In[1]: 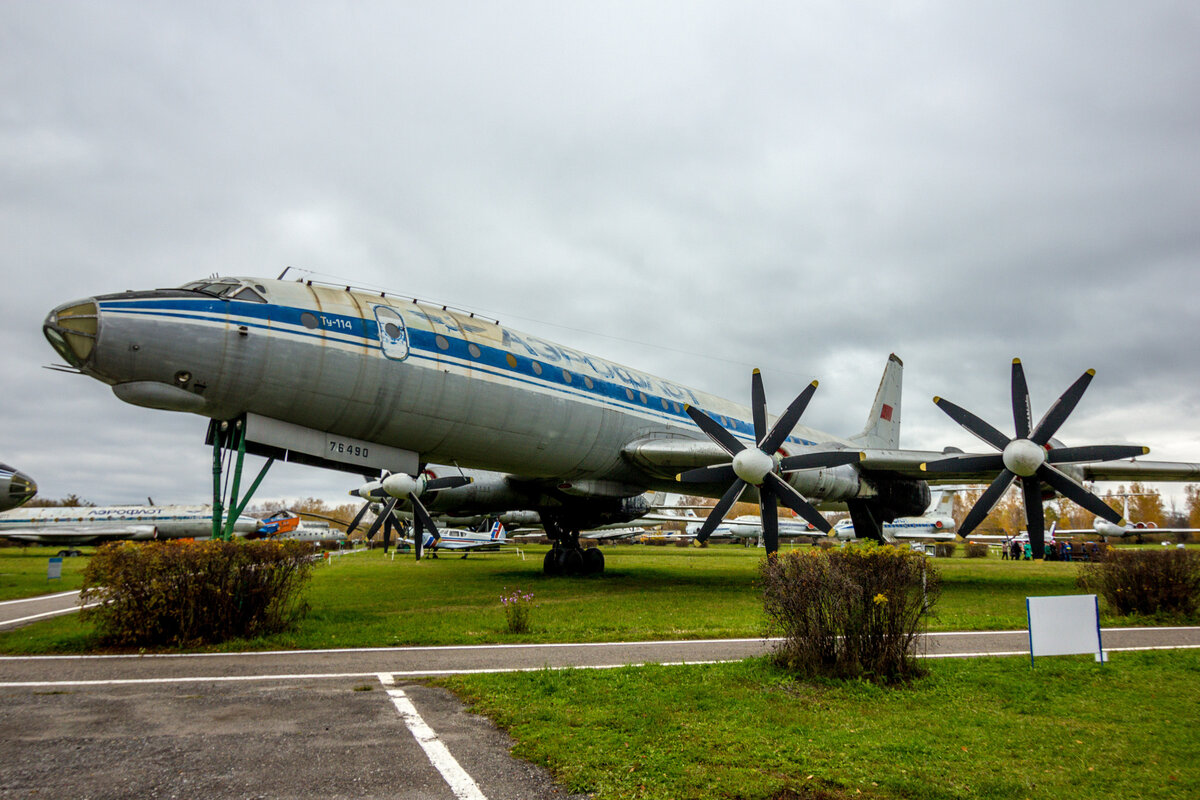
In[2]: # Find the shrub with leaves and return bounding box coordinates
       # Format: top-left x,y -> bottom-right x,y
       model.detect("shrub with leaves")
501,587 -> 535,633
964,542 -> 990,558
1076,547 -> 1200,618
81,539 -> 314,647
760,545 -> 940,683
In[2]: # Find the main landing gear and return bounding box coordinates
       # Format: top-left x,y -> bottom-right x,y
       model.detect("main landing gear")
541,518 -> 604,576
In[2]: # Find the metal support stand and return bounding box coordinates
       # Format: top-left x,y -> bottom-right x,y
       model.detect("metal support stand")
209,417 -> 275,541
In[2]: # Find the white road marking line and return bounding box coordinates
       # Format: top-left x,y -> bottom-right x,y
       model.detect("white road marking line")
0,591 -> 80,606
0,602 -> 98,628
378,673 -> 488,800
5,625 -> 1198,662
5,643 -> 1198,689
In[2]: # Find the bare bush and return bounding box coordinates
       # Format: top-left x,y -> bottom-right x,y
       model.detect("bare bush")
1076,548 -> 1200,618
81,539 -> 314,647
760,545 -> 940,683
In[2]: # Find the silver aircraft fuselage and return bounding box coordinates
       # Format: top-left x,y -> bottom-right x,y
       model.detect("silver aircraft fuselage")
42,277 -> 868,505
0,505 -> 259,546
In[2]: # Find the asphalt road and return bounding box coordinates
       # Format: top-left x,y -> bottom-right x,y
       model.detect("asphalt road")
2,592 -> 1198,799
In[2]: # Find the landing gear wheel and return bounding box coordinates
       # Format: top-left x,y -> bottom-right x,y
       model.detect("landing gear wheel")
583,547 -> 604,575
543,549 -> 561,576
556,548 -> 584,576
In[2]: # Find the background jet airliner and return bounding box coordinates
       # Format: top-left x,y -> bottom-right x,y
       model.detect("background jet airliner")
0,504 -> 260,555
0,464 -> 37,512
1050,494 -> 1200,542
41,275 -> 1200,571
831,489 -> 958,542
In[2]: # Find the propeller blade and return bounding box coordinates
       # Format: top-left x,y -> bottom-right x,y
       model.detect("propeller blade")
345,502 -> 372,536
410,495 -> 438,560
677,463 -> 737,484
1021,476 -> 1045,559
958,469 -> 1016,537
695,479 -> 747,543
1031,369 -> 1094,446
382,511 -> 394,553
1036,463 -> 1124,526
1045,444 -> 1149,464
933,397 -> 1011,451
759,480 -> 779,555
1011,358 -> 1032,440
920,453 -> 1005,474
778,450 -> 863,472
751,369 -> 768,446
761,381 -> 819,455
365,497 -> 398,541
425,475 -> 472,492
763,472 -> 831,533
684,405 -> 746,457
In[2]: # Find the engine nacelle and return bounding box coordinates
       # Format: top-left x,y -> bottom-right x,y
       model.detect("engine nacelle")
859,477 -> 931,522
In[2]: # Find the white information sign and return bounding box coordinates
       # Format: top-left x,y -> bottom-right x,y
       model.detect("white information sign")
1026,594 -> 1105,665
47,557 -> 63,581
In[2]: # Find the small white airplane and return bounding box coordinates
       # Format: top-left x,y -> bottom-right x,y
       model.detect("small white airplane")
0,464 -> 37,512
0,504 -> 260,555
406,520 -> 511,559
832,490 -> 958,542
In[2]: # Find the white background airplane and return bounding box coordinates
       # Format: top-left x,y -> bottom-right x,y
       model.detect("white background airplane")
831,490 -> 958,542
0,504 -> 260,554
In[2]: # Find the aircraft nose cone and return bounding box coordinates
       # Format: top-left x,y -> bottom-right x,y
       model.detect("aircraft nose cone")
1,465 -> 37,511
44,299 -> 100,369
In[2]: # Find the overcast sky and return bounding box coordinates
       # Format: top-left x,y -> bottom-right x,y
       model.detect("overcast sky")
3,2 -> 1198,511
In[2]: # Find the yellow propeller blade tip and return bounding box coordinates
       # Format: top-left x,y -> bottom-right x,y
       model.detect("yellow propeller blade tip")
919,463 -> 927,471
1141,447 -> 1150,455
675,474 -> 684,482
752,368 -> 761,375
1012,357 -> 1021,364
933,396 -> 942,404
811,379 -> 819,388
858,452 -> 866,461
1086,368 -> 1096,376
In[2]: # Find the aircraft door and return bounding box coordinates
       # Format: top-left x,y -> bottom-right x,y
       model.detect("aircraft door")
374,306 -> 410,361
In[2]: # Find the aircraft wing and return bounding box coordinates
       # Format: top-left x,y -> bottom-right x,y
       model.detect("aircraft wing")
860,450 -> 1200,484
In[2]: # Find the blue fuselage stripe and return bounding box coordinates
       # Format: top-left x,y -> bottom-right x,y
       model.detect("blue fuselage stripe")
99,298 -> 815,448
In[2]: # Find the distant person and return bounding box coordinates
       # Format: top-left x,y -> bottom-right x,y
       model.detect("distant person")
1023,542 -> 1032,560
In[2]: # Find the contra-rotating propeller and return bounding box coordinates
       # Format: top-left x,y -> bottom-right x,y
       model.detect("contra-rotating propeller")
676,369 -> 864,554
922,359 -> 1147,559
346,471 -> 472,559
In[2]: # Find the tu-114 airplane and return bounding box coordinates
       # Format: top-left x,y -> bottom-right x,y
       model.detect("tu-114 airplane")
41,273 -> 1200,572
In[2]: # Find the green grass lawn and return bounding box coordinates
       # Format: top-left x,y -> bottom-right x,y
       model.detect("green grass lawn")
0,545 -> 92,601
440,650 -> 1200,799
0,542 -> 1187,654
0,544 -> 1104,657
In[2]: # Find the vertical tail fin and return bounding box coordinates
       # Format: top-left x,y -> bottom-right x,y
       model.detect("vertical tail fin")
489,519 -> 506,541
850,354 -> 903,449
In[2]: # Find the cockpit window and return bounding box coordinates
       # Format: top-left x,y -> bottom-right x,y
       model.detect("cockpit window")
181,280 -> 262,300
232,287 -> 266,303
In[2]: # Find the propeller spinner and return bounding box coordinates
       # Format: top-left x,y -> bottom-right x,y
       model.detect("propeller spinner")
676,370 -> 863,554
923,359 -> 1146,558
346,471 -> 472,558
